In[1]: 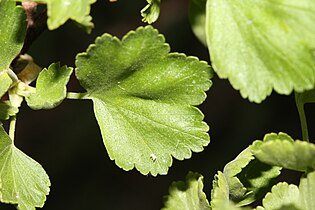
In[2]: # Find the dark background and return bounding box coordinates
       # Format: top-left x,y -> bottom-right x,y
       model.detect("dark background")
1,0 -> 311,209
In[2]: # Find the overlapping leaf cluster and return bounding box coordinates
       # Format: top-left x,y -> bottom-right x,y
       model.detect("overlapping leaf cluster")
163,133 -> 315,210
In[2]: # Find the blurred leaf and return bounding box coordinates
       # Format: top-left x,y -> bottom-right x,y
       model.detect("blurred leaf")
189,0 -> 207,46
26,63 -> 73,110
0,0 -> 26,73
162,172 -> 210,210
75,26 -> 212,175
206,0 -> 315,103
0,101 -> 18,120
299,171 -> 315,210
141,0 -> 161,24
0,125 -> 50,209
32,0 -> 96,32
252,138 -> 315,172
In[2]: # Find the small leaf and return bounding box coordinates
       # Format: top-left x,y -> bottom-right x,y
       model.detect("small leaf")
32,0 -> 96,32
75,26 -> 212,175
0,0 -> 26,73
26,63 -> 73,110
162,172 -> 210,210
0,125 -> 50,209
261,182 -> 302,210
189,0 -> 207,46
252,137 -> 315,172
0,101 -> 18,120
0,73 -> 13,98
206,0 -> 315,103
141,0 -> 161,24
223,146 -> 281,206
211,172 -> 249,210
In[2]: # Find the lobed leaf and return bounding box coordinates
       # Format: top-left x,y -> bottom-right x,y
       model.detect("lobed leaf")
252,138 -> 315,172
223,146 -> 281,206
299,171 -> 315,210
261,182 -> 302,210
0,125 -> 50,209
141,0 -> 161,24
206,0 -> 315,103
31,0 -> 96,32
75,26 -> 212,175
25,63 -> 73,110
211,172 -> 250,210
0,0 -> 26,73
162,172 -> 210,210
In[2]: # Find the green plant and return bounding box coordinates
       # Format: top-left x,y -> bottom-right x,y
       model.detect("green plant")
0,0 -> 314,210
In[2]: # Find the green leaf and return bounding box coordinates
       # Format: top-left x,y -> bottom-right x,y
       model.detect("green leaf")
256,171 -> 315,210
252,137 -> 315,172
32,0 -> 96,32
223,146 -> 281,206
261,182 -> 302,210
206,0 -> 315,103
0,0 -> 26,73
211,172 -> 250,210
141,0 -> 161,24
299,171 -> 315,210
189,0 -> 207,46
0,125 -> 50,209
0,101 -> 18,120
162,172 -> 210,210
25,63 -> 73,110
75,26 -> 212,175
0,72 -> 13,98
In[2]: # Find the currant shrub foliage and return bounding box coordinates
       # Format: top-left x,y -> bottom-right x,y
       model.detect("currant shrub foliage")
0,0 -> 314,209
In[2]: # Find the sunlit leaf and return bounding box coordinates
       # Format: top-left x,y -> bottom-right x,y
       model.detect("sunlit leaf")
261,183 -> 302,210
211,172 -> 249,210
252,136 -> 315,172
32,0 -> 96,32
75,26 -> 212,175
26,63 -> 73,110
162,172 -> 210,210
0,125 -> 50,210
0,73 -> 12,98
299,171 -> 315,210
206,0 -> 315,103
141,0 -> 161,24
0,0 -> 26,73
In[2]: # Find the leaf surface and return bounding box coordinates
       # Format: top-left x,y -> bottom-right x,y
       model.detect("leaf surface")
0,102 -> 18,120
26,63 -> 73,110
206,0 -> 315,102
162,172 -> 210,210
0,125 -> 50,209
223,146 -> 281,206
141,0 -> 161,24
211,172 -> 250,210
261,182 -> 302,210
0,73 -> 12,98
0,0 -> 26,73
32,0 -> 96,32
252,138 -> 315,172
75,26 -> 212,175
